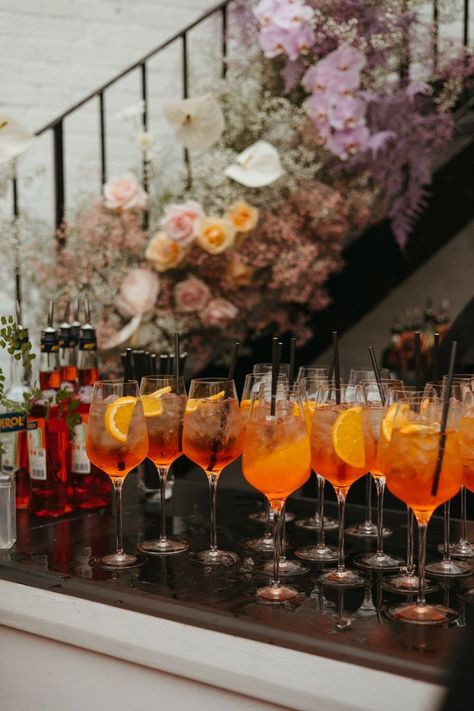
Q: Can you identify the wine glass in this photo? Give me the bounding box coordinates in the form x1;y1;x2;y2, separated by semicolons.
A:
312;384;373;587
86;380;148;568
345;368;390;538
241;372;288;551
253;362;290;376
138;375;189;555
384;397;463;624
296;366;329;383
242;382;311;602
457;393;474;603
295;377;339;563
183;378;243;566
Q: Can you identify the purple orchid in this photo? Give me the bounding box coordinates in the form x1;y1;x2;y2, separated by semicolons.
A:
325;45;367;74
273;2;315;29
328;96;366;130
258;26;287;58
326;125;370;160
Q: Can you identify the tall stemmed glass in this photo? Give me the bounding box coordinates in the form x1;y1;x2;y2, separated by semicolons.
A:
242;382;311;602
183;378;243;566
385;397;463;624
345;368;390;538
313;384;374;587
86;380;148;568
353;382;403;571
138;376;188;555
443;378;474;559
241;372;288;552
424;381;472;578
458;393;474;602
295;377;339;563
294;371;338;533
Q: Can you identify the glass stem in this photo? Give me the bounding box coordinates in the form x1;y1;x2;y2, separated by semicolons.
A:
113;478;124;556
271;502;284;588
365;474;372;524
443;501;451;562
417;521;428;608
406;507;415;575
157;465;169;542
264;499;272;542
317;474;326;548
374;476;385;557
207;472;219;553
281;503;287;561
336;489;347;573
460;487;467;542
314;473;320;522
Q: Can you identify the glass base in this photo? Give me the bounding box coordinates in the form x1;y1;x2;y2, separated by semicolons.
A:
295;544;339;563
381;574;440;595
386;602;458;625
137;538;189;555
447;540;474;558
294;515;338;531
458;587;474;604
257;558;309;577
425;559;472;577
256;583;303;603
346;522;391;538
243;536;275;553
92;551;142;570
353;551;403;572
248;510;295;524
319;567;365;588
189;549;239;567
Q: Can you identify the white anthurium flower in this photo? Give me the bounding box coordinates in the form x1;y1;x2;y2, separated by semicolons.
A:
102;315;142;351
162;93;224;152
0;117;35;165
117;100;145;121
225;140;284;188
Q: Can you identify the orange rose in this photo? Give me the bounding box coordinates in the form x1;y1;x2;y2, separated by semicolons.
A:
226;254;255;286
226;200;259;233
145;232;184;271
197;217;236;255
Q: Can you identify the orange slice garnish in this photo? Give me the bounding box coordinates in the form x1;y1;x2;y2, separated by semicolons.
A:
381;402;410;442
332;406;366;468
105;396;137;442
141;386;172;418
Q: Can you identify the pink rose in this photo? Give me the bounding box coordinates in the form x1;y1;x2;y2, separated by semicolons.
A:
200;298;238;328
160;201;204;246
174;277;211;313
117;268;159;317
103;173;147;210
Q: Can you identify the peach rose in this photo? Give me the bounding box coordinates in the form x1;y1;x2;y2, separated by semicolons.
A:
197;217;236;255
200;298;238;328
103;173;147;210
160;201;204;246
226;254;255;287
174;277;211;313
145;232;185;272
116;268;159;317
226;200;259;233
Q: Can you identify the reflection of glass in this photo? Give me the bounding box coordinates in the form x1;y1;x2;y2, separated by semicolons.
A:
353;384;402;571
242;383;311;602
345;368;390;539
385;398;463;624
138;376;189;555
86;380;148;568
312;385;373;587
183;378;243;566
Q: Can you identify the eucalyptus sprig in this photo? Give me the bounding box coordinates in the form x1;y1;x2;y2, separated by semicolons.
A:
0;315;35;370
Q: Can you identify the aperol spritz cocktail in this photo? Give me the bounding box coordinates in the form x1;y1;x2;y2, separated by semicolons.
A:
242;383;311;602
183;378;243;566
384;398;463;624
138;375;189;555
86;380;148;568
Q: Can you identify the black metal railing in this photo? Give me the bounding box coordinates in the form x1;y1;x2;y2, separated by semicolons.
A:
6;0;472;309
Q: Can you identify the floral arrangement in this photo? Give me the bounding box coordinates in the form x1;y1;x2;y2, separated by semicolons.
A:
2;0;472;373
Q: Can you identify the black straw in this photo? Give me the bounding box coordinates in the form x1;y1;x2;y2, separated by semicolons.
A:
414;331;422;395
174;333;180;380
332;331;341;404
123;347;133;383
270;337;281;416
289;337;296;387
431;341;457;497
368;346;386;406
227;341;240;380
150;353;157;376
432;332;440;383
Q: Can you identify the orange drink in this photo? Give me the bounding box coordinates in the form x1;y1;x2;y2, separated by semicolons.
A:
459;414;474;493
